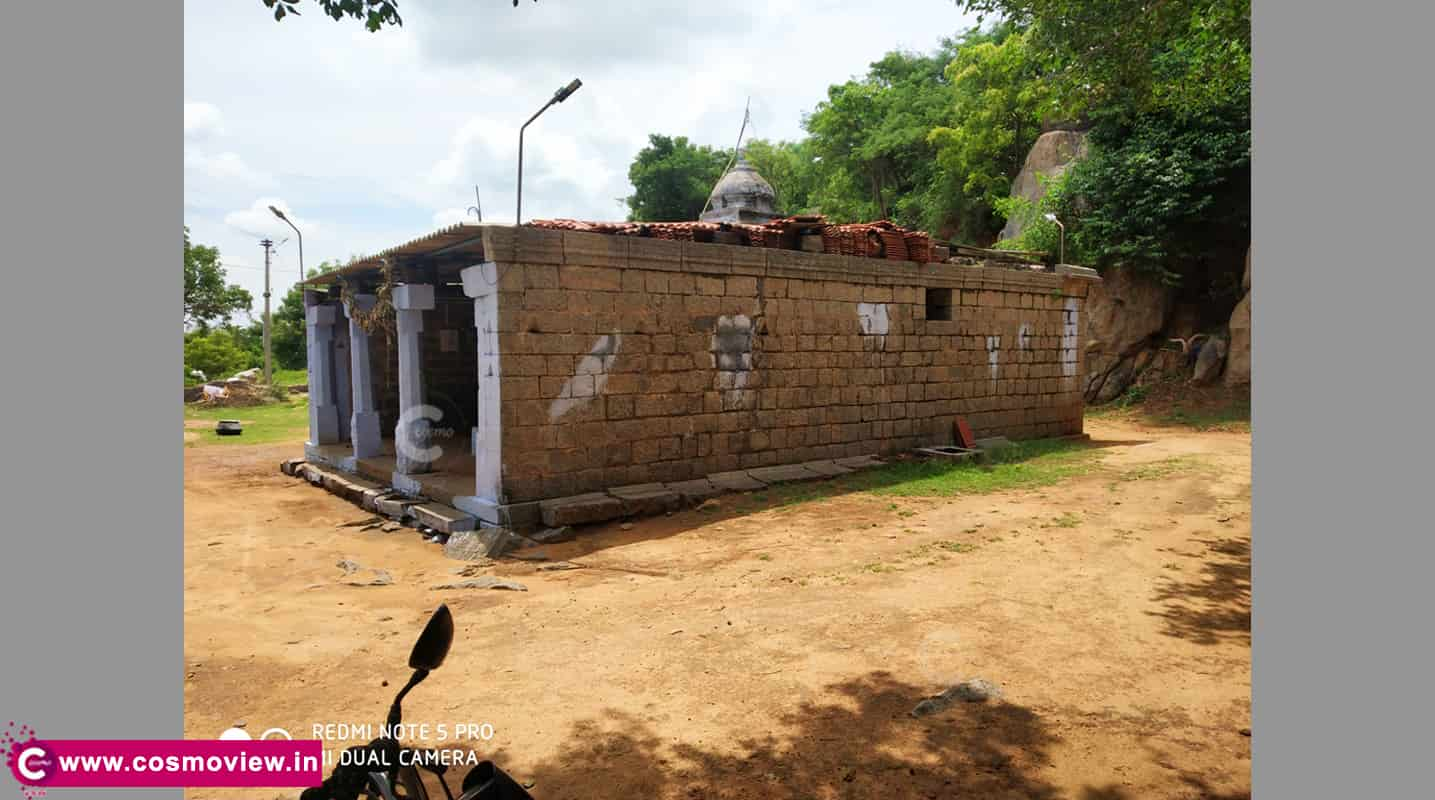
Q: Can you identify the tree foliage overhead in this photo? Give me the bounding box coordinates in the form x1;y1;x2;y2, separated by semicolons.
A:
801;44;961;233
184;227;252;331
262;0;401;31
624;135;730;222
955;0;1250;117
928;24;1066;242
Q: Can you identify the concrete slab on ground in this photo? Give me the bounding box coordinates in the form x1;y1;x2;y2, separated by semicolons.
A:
800;459;853;477
607;483;682;516
540;492;625;527
834;455;885;470
412;502;478;534
666;478;724;504
708;470;768;492
747;463;822;485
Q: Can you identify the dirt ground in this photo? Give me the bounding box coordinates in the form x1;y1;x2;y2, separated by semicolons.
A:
183;417;1251;800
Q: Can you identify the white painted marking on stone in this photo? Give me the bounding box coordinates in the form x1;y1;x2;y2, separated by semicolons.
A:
550;332;622;421
856;302;890;336
1061;298;1079;378
986;335;1001;379
1018;323;1032;350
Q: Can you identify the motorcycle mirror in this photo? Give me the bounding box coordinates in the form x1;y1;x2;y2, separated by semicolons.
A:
409;604;454;671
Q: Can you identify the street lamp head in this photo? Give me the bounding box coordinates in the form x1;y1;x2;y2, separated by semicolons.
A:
553;78;582;103
1043;213;1058;222
269;205;289;222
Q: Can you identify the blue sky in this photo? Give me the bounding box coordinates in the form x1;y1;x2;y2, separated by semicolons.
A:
184;0;979;317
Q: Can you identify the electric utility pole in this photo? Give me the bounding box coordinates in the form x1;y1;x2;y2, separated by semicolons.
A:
260;238;274;385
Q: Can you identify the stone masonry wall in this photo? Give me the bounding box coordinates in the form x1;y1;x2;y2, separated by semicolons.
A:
479;227;1097;504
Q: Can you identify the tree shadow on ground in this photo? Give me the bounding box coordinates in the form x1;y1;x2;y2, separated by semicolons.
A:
491;671;1065;800
1149;537;1251;645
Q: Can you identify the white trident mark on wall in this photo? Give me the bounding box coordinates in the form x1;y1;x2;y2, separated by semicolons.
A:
550;332;622;421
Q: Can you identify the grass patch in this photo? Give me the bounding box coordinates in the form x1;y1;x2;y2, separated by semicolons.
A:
841;438;1098;498
272;368;307;386
184;397;310;447
1155;401;1250;432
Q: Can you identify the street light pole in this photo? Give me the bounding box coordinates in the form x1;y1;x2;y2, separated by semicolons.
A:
270;206;304;285
516;78;582;224
260;238;274;384
1043;212;1066;265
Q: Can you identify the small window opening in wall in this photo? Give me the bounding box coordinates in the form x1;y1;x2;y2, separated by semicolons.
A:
926;287;953;321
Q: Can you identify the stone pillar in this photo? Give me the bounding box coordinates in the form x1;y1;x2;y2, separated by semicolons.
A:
344;294;383;459
333;319;352;443
392;283;435;476
452;263;506;524
304;291;341;446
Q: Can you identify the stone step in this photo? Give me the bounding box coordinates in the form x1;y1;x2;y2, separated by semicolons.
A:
747;463;823;485
540;492;625;527
411;502;478;534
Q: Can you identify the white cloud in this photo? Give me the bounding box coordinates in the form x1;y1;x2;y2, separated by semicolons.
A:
223;198;316;240
184;101;224;140
185;150;272;188
184;0;980;288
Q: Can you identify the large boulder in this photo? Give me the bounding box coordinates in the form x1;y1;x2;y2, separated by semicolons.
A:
999;129;1090;242
1191;336;1229;385
1225;247;1252;387
1083;267;1173;403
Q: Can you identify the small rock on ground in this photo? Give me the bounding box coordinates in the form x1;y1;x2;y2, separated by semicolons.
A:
431;577;528;592
336;559;362;575
911;678;1002;717
529;526;575;545
536;561;582;571
344;568;393;587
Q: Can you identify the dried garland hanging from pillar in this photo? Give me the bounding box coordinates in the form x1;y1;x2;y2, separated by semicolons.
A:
340;257;397;345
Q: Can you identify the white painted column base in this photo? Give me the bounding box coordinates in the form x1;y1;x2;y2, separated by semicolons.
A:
351;411;383;459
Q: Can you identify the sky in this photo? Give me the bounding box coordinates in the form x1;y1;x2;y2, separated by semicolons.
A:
184;0;981;318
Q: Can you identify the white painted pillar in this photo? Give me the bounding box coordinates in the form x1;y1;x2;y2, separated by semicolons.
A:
461;264;503;505
304;292;341;446
392;283;436;475
344;294;382;459
333;320;352;443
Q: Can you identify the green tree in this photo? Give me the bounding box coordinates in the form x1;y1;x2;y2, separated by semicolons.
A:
265;261;343;372
624;134;730;222
261;0;401;31
742;138;819;216
1048;100;1251;288
802;44;960;231
184;329;255;381
184;227;252;331
929;25;1067;243
955;0;1250;117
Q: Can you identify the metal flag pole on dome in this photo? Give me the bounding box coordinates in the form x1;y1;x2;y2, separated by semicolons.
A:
701;97;751;218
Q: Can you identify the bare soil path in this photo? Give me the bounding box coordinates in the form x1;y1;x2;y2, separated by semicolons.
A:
184;417;1250;799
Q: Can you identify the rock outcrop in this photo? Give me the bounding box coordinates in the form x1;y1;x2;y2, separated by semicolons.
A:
1082;267;1173;403
1000;129;1089;242
1224;247;1252;387
1191;336;1229;385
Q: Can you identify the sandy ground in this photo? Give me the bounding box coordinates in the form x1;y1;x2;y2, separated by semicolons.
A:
183;417;1250;800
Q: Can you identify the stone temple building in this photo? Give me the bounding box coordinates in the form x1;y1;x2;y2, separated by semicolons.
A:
699;150;777;225
297;223;1098;531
